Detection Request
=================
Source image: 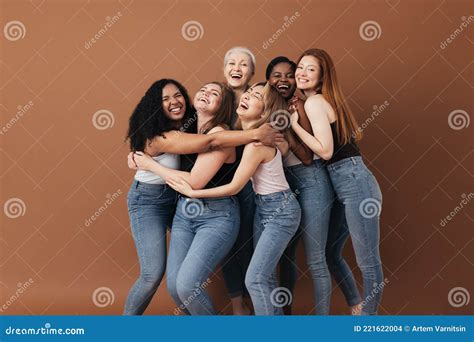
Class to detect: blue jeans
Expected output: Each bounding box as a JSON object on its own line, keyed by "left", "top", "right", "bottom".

{"left": 124, "top": 180, "right": 177, "bottom": 315}
{"left": 284, "top": 159, "right": 334, "bottom": 314}
{"left": 167, "top": 196, "right": 240, "bottom": 315}
{"left": 326, "top": 156, "right": 383, "bottom": 315}
{"left": 221, "top": 181, "right": 255, "bottom": 298}
{"left": 245, "top": 189, "right": 301, "bottom": 315}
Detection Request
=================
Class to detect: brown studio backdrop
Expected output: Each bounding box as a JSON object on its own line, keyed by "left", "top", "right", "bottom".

{"left": 0, "top": 0, "right": 472, "bottom": 315}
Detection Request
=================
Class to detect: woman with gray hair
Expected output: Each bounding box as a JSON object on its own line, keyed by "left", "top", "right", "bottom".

{"left": 221, "top": 46, "right": 257, "bottom": 315}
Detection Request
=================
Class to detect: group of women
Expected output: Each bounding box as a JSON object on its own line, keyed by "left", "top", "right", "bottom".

{"left": 124, "top": 47, "right": 383, "bottom": 316}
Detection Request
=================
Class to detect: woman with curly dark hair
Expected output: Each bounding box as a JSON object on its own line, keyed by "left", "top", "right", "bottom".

{"left": 124, "top": 79, "right": 279, "bottom": 315}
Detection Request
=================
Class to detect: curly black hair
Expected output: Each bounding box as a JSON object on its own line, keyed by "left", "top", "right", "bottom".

{"left": 125, "top": 79, "right": 195, "bottom": 152}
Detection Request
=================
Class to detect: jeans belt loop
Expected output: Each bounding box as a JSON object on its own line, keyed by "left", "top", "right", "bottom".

{"left": 351, "top": 157, "right": 357, "bottom": 165}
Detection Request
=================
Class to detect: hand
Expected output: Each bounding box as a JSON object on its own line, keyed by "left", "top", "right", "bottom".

{"left": 127, "top": 152, "right": 138, "bottom": 170}
{"left": 133, "top": 152, "right": 155, "bottom": 171}
{"left": 290, "top": 110, "right": 300, "bottom": 127}
{"left": 257, "top": 123, "right": 284, "bottom": 147}
{"left": 167, "top": 178, "right": 194, "bottom": 197}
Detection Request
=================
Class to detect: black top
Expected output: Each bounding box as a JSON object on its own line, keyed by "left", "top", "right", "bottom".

{"left": 326, "top": 121, "right": 361, "bottom": 165}
{"left": 180, "top": 153, "right": 237, "bottom": 189}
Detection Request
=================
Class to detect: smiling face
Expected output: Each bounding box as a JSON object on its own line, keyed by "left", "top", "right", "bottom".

{"left": 268, "top": 62, "right": 296, "bottom": 100}
{"left": 224, "top": 52, "right": 254, "bottom": 90}
{"left": 295, "top": 55, "right": 321, "bottom": 93}
{"left": 236, "top": 84, "right": 265, "bottom": 122}
{"left": 162, "top": 83, "right": 186, "bottom": 121}
{"left": 193, "top": 83, "right": 223, "bottom": 114}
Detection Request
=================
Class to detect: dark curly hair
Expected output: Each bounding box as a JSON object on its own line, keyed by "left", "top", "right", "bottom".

{"left": 125, "top": 79, "right": 195, "bottom": 152}
{"left": 265, "top": 56, "right": 296, "bottom": 80}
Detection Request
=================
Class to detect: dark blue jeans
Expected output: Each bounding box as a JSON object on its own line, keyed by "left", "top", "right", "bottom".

{"left": 326, "top": 156, "right": 383, "bottom": 315}
{"left": 221, "top": 181, "right": 255, "bottom": 298}
{"left": 124, "top": 181, "right": 177, "bottom": 315}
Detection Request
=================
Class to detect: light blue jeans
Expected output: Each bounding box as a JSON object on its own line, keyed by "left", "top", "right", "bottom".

{"left": 283, "top": 159, "right": 334, "bottom": 314}
{"left": 326, "top": 156, "right": 383, "bottom": 315}
{"left": 124, "top": 180, "right": 177, "bottom": 315}
{"left": 166, "top": 196, "right": 240, "bottom": 315}
{"left": 245, "top": 189, "right": 301, "bottom": 315}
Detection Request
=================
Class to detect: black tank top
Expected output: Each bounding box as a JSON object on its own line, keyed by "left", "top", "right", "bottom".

{"left": 180, "top": 153, "right": 237, "bottom": 189}
{"left": 326, "top": 121, "right": 361, "bottom": 165}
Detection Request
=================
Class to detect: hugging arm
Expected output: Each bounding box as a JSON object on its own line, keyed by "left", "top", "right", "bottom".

{"left": 143, "top": 124, "right": 281, "bottom": 156}
{"left": 291, "top": 96, "right": 333, "bottom": 160}
{"left": 167, "top": 144, "right": 264, "bottom": 198}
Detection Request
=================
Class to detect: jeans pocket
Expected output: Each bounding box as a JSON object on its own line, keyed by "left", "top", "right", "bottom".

{"left": 206, "top": 201, "right": 232, "bottom": 217}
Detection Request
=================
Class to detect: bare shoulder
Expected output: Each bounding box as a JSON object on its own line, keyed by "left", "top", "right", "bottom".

{"left": 304, "top": 95, "right": 334, "bottom": 121}
{"left": 244, "top": 143, "right": 274, "bottom": 163}
{"left": 304, "top": 94, "right": 327, "bottom": 109}
{"left": 207, "top": 125, "right": 226, "bottom": 134}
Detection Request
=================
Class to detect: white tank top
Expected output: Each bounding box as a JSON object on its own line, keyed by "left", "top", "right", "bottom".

{"left": 251, "top": 149, "right": 290, "bottom": 195}
{"left": 134, "top": 153, "right": 180, "bottom": 184}
{"left": 283, "top": 150, "right": 321, "bottom": 167}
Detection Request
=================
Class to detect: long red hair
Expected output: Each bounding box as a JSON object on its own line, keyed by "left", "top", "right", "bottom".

{"left": 297, "top": 48, "right": 362, "bottom": 144}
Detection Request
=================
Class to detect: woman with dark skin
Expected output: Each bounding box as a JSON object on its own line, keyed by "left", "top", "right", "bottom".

{"left": 125, "top": 79, "right": 280, "bottom": 314}
{"left": 266, "top": 56, "right": 313, "bottom": 315}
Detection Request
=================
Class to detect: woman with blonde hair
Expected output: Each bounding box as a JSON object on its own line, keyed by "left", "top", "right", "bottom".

{"left": 168, "top": 82, "right": 301, "bottom": 315}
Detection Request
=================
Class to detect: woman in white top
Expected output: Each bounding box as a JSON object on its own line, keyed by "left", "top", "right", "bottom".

{"left": 168, "top": 82, "right": 301, "bottom": 315}
{"left": 124, "top": 79, "right": 281, "bottom": 315}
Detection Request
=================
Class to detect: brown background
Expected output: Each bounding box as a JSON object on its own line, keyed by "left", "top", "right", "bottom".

{"left": 0, "top": 0, "right": 472, "bottom": 315}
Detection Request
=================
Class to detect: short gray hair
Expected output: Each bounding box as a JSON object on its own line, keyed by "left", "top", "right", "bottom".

{"left": 223, "top": 47, "right": 256, "bottom": 74}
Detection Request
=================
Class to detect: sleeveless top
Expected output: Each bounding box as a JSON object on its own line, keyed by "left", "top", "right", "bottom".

{"left": 326, "top": 121, "right": 361, "bottom": 165}
{"left": 251, "top": 149, "right": 290, "bottom": 195}
{"left": 180, "top": 153, "right": 237, "bottom": 189}
{"left": 134, "top": 153, "right": 180, "bottom": 184}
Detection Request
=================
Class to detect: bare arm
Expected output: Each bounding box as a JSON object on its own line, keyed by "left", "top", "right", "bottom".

{"left": 134, "top": 127, "right": 234, "bottom": 189}
{"left": 144, "top": 124, "right": 281, "bottom": 156}
{"left": 291, "top": 96, "right": 334, "bottom": 160}
{"left": 167, "top": 144, "right": 265, "bottom": 198}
